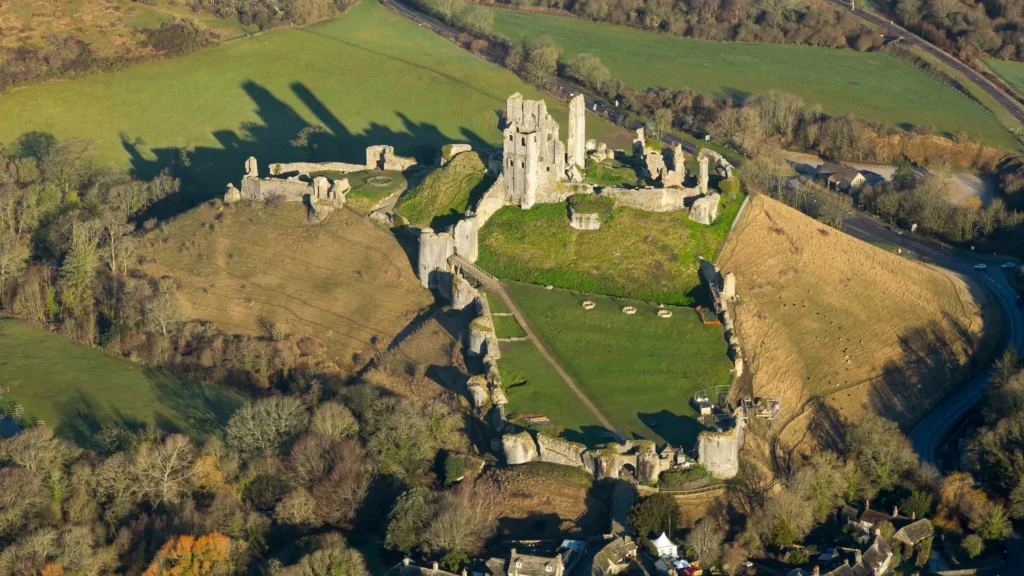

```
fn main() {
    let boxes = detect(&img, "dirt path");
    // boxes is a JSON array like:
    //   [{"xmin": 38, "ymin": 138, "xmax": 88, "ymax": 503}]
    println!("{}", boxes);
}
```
[{"xmin": 451, "ymin": 256, "xmax": 624, "ymax": 440}]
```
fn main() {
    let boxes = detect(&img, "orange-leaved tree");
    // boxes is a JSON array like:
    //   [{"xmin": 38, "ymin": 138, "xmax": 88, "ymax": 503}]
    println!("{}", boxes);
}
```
[{"xmin": 143, "ymin": 533, "xmax": 232, "ymax": 576}]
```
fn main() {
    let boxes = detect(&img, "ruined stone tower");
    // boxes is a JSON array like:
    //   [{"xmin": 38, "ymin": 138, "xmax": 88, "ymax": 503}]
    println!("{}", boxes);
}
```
[
  {"xmin": 567, "ymin": 94, "xmax": 586, "ymax": 171},
  {"xmin": 502, "ymin": 93, "xmax": 565, "ymax": 208}
]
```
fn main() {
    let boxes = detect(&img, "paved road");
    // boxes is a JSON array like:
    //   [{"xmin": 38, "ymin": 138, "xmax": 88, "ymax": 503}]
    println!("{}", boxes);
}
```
[
  {"xmin": 842, "ymin": 212, "xmax": 1024, "ymax": 466},
  {"xmin": 825, "ymin": 0, "xmax": 1024, "ymax": 125}
]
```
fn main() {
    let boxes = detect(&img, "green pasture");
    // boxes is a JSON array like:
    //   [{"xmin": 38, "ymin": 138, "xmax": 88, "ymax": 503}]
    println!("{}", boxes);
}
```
[
  {"xmin": 478, "ymin": 192, "xmax": 744, "ymax": 305},
  {"xmin": 0, "ymin": 1, "xmax": 625, "ymax": 207},
  {"xmin": 0, "ymin": 319, "xmax": 244, "ymax": 446},
  {"xmin": 503, "ymin": 282, "xmax": 733, "ymax": 445},
  {"xmin": 488, "ymin": 8, "xmax": 1017, "ymax": 149}
]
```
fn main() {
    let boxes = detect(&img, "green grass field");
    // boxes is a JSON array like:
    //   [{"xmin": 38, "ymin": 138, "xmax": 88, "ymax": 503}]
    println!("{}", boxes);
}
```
[
  {"xmin": 488, "ymin": 7, "xmax": 1017, "ymax": 149},
  {"xmin": 499, "ymin": 339, "xmax": 606, "ymax": 445},
  {"xmin": 0, "ymin": 1, "xmax": 626, "ymax": 207},
  {"xmin": 395, "ymin": 151, "xmax": 491, "ymax": 228},
  {"xmin": 492, "ymin": 314, "xmax": 527, "ymax": 338},
  {"xmin": 478, "ymin": 193, "xmax": 744, "ymax": 305},
  {"xmin": 986, "ymin": 58, "xmax": 1024, "ymax": 96},
  {"xmin": 503, "ymin": 282, "xmax": 733, "ymax": 445},
  {"xmin": 0, "ymin": 319, "xmax": 244, "ymax": 446}
]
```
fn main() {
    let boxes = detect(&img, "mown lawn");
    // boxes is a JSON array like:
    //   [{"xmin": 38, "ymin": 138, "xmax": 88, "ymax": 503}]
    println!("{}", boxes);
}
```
[
  {"xmin": 498, "ymin": 339, "xmax": 606, "ymax": 446},
  {"xmin": 0, "ymin": 319, "xmax": 244, "ymax": 446},
  {"xmin": 488, "ymin": 7, "xmax": 1017, "ymax": 149},
  {"xmin": 0, "ymin": 1, "xmax": 627, "ymax": 207},
  {"xmin": 478, "ymin": 193, "xmax": 744, "ymax": 305},
  {"xmin": 503, "ymin": 282, "xmax": 733, "ymax": 445}
]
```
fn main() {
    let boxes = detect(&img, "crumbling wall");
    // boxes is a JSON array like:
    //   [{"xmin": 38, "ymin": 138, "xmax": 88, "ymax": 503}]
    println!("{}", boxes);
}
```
[
  {"xmin": 689, "ymin": 193, "xmax": 721, "ymax": 225},
  {"xmin": 268, "ymin": 161, "xmax": 365, "ymax": 177},
  {"xmin": 503, "ymin": 432, "xmax": 538, "ymax": 465},
  {"xmin": 567, "ymin": 94, "xmax": 586, "ymax": 171},
  {"xmin": 697, "ymin": 422, "xmax": 744, "ymax": 479},
  {"xmin": 569, "ymin": 208, "xmax": 601, "ymax": 230},
  {"xmin": 537, "ymin": 434, "xmax": 586, "ymax": 468},
  {"xmin": 503, "ymin": 93, "xmax": 565, "ymax": 208},
  {"xmin": 366, "ymin": 145, "xmax": 416, "ymax": 171},
  {"xmin": 417, "ymin": 228, "xmax": 454, "ymax": 292},
  {"xmin": 453, "ymin": 218, "xmax": 480, "ymax": 262},
  {"xmin": 599, "ymin": 187, "xmax": 701, "ymax": 212}
]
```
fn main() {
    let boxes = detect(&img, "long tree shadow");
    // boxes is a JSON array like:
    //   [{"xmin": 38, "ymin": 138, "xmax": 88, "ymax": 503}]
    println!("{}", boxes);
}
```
[
  {"xmin": 147, "ymin": 368, "xmax": 245, "ymax": 438},
  {"xmin": 124, "ymin": 80, "xmax": 491, "ymax": 222}
]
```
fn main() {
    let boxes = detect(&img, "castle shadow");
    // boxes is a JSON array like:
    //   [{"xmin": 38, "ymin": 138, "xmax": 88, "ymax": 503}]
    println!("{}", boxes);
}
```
[
  {"xmin": 638, "ymin": 410, "xmax": 702, "ymax": 448},
  {"xmin": 123, "ymin": 80, "xmax": 491, "ymax": 222}
]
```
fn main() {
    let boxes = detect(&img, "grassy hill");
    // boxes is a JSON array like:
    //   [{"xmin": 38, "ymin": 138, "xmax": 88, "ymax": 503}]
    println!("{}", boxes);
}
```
[
  {"xmin": 717, "ymin": 195, "xmax": 991, "ymax": 451},
  {"xmin": 478, "ymin": 193, "xmax": 744, "ymax": 305},
  {"xmin": 488, "ymin": 7, "xmax": 1018, "ymax": 149},
  {"xmin": 143, "ymin": 201, "xmax": 432, "ymax": 373},
  {"xmin": 0, "ymin": 0, "xmax": 251, "ymax": 58},
  {"xmin": 0, "ymin": 319, "xmax": 244, "ymax": 446},
  {"xmin": 501, "ymin": 282, "xmax": 733, "ymax": 445},
  {"xmin": 395, "ymin": 151, "xmax": 491, "ymax": 228},
  {"xmin": 0, "ymin": 1, "xmax": 628, "ymax": 208}
]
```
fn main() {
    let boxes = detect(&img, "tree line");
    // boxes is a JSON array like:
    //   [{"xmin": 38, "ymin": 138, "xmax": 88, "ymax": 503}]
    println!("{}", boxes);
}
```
[
  {"xmin": 878, "ymin": 0, "xmax": 1024, "ymax": 62},
  {"xmin": 476, "ymin": 0, "xmax": 880, "ymax": 50}
]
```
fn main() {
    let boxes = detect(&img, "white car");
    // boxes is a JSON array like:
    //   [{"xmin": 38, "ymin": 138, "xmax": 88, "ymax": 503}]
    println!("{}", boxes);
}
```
[
  {"xmin": 974, "ymin": 263, "xmax": 988, "ymax": 271},
  {"xmin": 1001, "ymin": 262, "xmax": 1017, "ymax": 269}
]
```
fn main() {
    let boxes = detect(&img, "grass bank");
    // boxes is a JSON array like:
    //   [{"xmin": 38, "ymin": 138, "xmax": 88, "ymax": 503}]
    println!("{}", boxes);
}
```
[
  {"xmin": 502, "ymin": 282, "xmax": 733, "ymax": 445},
  {"xmin": 478, "ymin": 193, "xmax": 744, "ymax": 305},
  {"xmin": 0, "ymin": 319, "xmax": 244, "ymax": 446},
  {"xmin": 487, "ymin": 7, "xmax": 1017, "ymax": 149}
]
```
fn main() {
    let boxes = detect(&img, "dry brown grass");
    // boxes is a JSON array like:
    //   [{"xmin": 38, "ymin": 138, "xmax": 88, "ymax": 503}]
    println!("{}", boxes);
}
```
[
  {"xmin": 481, "ymin": 462, "xmax": 610, "ymax": 539},
  {"xmin": 144, "ymin": 201, "xmax": 432, "ymax": 374},
  {"xmin": 717, "ymin": 195, "xmax": 993, "ymax": 453}
]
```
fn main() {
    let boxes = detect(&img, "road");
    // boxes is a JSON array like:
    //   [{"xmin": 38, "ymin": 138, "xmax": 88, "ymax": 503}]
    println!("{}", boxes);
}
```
[
  {"xmin": 841, "ymin": 212, "xmax": 1024, "ymax": 467},
  {"xmin": 825, "ymin": 0, "xmax": 1024, "ymax": 125}
]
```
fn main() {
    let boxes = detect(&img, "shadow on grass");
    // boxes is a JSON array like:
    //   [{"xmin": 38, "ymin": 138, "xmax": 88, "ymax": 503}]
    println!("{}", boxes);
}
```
[
  {"xmin": 637, "ymin": 410, "xmax": 703, "ymax": 448},
  {"xmin": 119, "ymin": 80, "xmax": 491, "ymax": 222}
]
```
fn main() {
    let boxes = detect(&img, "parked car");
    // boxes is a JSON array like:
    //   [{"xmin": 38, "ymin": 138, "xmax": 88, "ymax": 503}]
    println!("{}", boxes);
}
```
[
  {"xmin": 889, "ymin": 227, "xmax": 904, "ymax": 235},
  {"xmin": 974, "ymin": 263, "xmax": 988, "ymax": 271},
  {"xmin": 1001, "ymin": 262, "xmax": 1018, "ymax": 269}
]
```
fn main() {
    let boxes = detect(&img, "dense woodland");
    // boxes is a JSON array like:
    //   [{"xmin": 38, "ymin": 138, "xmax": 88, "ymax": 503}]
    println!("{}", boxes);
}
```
[
  {"xmin": 878, "ymin": 0, "xmax": 1024, "ymax": 61},
  {"xmin": 477, "ymin": 0, "xmax": 879, "ymax": 50}
]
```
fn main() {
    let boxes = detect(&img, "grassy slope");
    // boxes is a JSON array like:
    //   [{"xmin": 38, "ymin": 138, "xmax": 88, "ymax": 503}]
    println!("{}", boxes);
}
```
[
  {"xmin": 395, "ymin": 151, "xmax": 489, "ymax": 227},
  {"xmin": 0, "ymin": 319, "xmax": 244, "ymax": 445},
  {"xmin": 503, "ymin": 282, "xmax": 733, "ymax": 445},
  {"xmin": 986, "ymin": 58, "xmax": 1024, "ymax": 96},
  {"xmin": 488, "ymin": 8, "xmax": 1017, "ymax": 149},
  {"xmin": 0, "ymin": 1, "xmax": 627, "ymax": 206},
  {"xmin": 478, "ymin": 193, "xmax": 744, "ymax": 305},
  {"xmin": 717, "ymin": 195, "xmax": 989, "ymax": 449},
  {"xmin": 144, "ymin": 201, "xmax": 432, "ymax": 372}
]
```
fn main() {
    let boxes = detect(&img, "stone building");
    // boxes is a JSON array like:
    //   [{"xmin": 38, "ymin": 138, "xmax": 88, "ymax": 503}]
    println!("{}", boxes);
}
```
[{"xmin": 502, "ymin": 93, "xmax": 567, "ymax": 208}]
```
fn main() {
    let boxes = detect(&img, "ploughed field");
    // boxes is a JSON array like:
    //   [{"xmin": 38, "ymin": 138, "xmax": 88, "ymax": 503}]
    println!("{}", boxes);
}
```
[
  {"xmin": 487, "ymin": 7, "xmax": 1017, "ymax": 149},
  {"xmin": 0, "ymin": 0, "xmax": 628, "ymax": 206},
  {"xmin": 717, "ymin": 195, "xmax": 991, "ymax": 453},
  {"xmin": 496, "ymin": 282, "xmax": 733, "ymax": 446},
  {"xmin": 0, "ymin": 319, "xmax": 244, "ymax": 445}
]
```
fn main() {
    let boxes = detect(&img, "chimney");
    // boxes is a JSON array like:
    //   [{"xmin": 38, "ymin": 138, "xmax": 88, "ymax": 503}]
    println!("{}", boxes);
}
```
[
  {"xmin": 893, "ymin": 505, "xmax": 899, "ymax": 518},
  {"xmin": 511, "ymin": 548, "xmax": 517, "ymax": 557},
  {"xmin": 403, "ymin": 558, "xmax": 411, "ymax": 567},
  {"xmin": 462, "ymin": 571, "xmax": 468, "ymax": 576},
  {"xmin": 912, "ymin": 511, "xmax": 917, "ymax": 520},
  {"xmin": 812, "ymin": 567, "xmax": 820, "ymax": 576},
  {"xmin": 854, "ymin": 549, "xmax": 863, "ymax": 565},
  {"xmin": 864, "ymin": 498, "xmax": 870, "ymax": 511},
  {"xmin": 432, "ymin": 561, "xmax": 439, "ymax": 573}
]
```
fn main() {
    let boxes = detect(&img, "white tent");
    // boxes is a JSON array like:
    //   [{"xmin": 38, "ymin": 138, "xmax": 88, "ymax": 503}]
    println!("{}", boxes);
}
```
[{"xmin": 651, "ymin": 532, "xmax": 678, "ymax": 559}]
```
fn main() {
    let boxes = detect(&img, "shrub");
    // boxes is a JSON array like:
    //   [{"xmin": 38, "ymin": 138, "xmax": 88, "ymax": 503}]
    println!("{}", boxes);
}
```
[
  {"xmin": 443, "ymin": 451, "xmax": 466, "ymax": 485},
  {"xmin": 962, "ymin": 534, "xmax": 984, "ymax": 559}
]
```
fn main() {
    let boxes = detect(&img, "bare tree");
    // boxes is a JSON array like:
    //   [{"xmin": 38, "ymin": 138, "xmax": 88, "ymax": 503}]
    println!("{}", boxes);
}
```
[
  {"xmin": 0, "ymin": 230, "xmax": 29, "ymax": 303},
  {"xmin": 133, "ymin": 434, "xmax": 196, "ymax": 505},
  {"xmin": 226, "ymin": 396, "xmax": 309, "ymax": 456},
  {"xmin": 686, "ymin": 518, "xmax": 725, "ymax": 566},
  {"xmin": 423, "ymin": 482, "xmax": 498, "ymax": 561},
  {"xmin": 311, "ymin": 402, "xmax": 359, "ymax": 441}
]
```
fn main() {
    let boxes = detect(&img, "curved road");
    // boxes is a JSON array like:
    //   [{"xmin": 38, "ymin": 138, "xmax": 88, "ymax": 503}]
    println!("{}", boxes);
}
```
[
  {"xmin": 842, "ymin": 212, "xmax": 1024, "ymax": 466},
  {"xmin": 825, "ymin": 0, "xmax": 1024, "ymax": 124}
]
